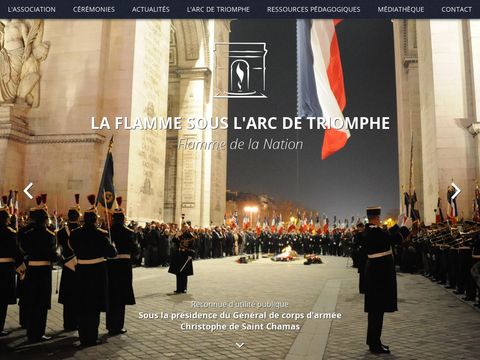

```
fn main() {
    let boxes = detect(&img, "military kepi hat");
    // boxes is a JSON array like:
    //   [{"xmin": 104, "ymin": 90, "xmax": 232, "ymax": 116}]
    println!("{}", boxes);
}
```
[
  {"xmin": 366, "ymin": 206, "xmax": 381, "ymax": 217},
  {"xmin": 112, "ymin": 196, "xmax": 125, "ymax": 221},
  {"xmin": 29, "ymin": 195, "xmax": 42, "ymax": 218},
  {"xmin": 83, "ymin": 194, "xmax": 98, "ymax": 223},
  {"xmin": 31, "ymin": 194, "xmax": 49, "ymax": 219},
  {"xmin": 113, "ymin": 196, "xmax": 124, "ymax": 215},
  {"xmin": 84, "ymin": 194, "xmax": 97, "ymax": 215},
  {"xmin": 67, "ymin": 193, "xmax": 81, "ymax": 220}
]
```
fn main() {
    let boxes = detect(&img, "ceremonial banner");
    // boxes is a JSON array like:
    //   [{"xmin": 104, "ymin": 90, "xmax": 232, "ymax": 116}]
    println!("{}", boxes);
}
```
[{"xmin": 96, "ymin": 136, "xmax": 116, "ymax": 210}]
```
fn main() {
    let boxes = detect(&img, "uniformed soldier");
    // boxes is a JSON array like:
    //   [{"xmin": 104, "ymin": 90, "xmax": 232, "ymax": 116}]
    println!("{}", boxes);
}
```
[
  {"xmin": 225, "ymin": 230, "xmax": 234, "ymax": 256},
  {"xmin": 169, "ymin": 221, "xmax": 195, "ymax": 294},
  {"xmin": 253, "ymin": 231, "xmax": 260, "ymax": 259},
  {"xmin": 364, "ymin": 206, "xmax": 401, "ymax": 354},
  {"xmin": 19, "ymin": 194, "xmax": 58, "ymax": 343},
  {"xmin": 355, "ymin": 222, "xmax": 367, "ymax": 294},
  {"xmin": 69, "ymin": 195, "xmax": 117, "ymax": 346},
  {"xmin": 468, "ymin": 232, "xmax": 480, "ymax": 305},
  {"xmin": 211, "ymin": 227, "xmax": 222, "ymax": 258},
  {"xmin": 106, "ymin": 197, "xmax": 136, "ymax": 335},
  {"xmin": 56, "ymin": 194, "xmax": 81, "ymax": 331},
  {"xmin": 16, "ymin": 197, "xmax": 40, "ymax": 329},
  {"xmin": 321, "ymin": 233, "xmax": 329, "ymax": 255},
  {"xmin": 0, "ymin": 196, "xmax": 22, "ymax": 336},
  {"xmin": 158, "ymin": 224, "xmax": 170, "ymax": 266}
]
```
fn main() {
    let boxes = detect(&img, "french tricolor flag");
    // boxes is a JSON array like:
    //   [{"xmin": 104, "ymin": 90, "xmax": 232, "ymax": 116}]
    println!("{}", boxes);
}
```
[{"xmin": 297, "ymin": 19, "xmax": 349, "ymax": 159}]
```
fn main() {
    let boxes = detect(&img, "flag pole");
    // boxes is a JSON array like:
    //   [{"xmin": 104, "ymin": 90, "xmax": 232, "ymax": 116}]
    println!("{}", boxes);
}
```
[
  {"xmin": 54, "ymin": 189, "xmax": 60, "ymax": 294},
  {"xmin": 14, "ymin": 190, "xmax": 19, "ymax": 233},
  {"xmin": 408, "ymin": 130, "xmax": 414, "ymax": 218}
]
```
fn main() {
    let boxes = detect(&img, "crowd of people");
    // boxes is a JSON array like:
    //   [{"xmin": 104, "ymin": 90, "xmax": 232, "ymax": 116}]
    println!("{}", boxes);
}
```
[
  {"xmin": 393, "ymin": 221, "xmax": 480, "ymax": 305},
  {"xmin": 350, "ymin": 219, "xmax": 480, "ymax": 304},
  {"xmin": 0, "ymin": 194, "xmax": 137, "ymax": 346},
  {"xmin": 129, "ymin": 222, "xmax": 356, "ymax": 267}
]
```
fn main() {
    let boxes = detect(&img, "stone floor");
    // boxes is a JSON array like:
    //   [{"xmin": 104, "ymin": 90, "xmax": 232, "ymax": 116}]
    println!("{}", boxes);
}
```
[
  {"xmin": 0, "ymin": 256, "xmax": 479, "ymax": 359},
  {"xmin": 323, "ymin": 268, "xmax": 480, "ymax": 360}
]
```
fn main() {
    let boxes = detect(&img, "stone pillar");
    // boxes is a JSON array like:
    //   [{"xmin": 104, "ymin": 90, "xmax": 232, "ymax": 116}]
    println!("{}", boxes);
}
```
[
  {"xmin": 393, "ymin": 20, "xmax": 424, "ymax": 217},
  {"xmin": 175, "ymin": 68, "xmax": 211, "ymax": 227},
  {"xmin": 126, "ymin": 20, "xmax": 171, "ymax": 222},
  {"xmin": 427, "ymin": 20, "xmax": 476, "ymax": 220},
  {"xmin": 415, "ymin": 20, "xmax": 440, "ymax": 224},
  {"xmin": 209, "ymin": 21, "xmax": 229, "ymax": 226},
  {"xmin": 164, "ymin": 20, "xmax": 229, "ymax": 227},
  {"xmin": 164, "ymin": 135, "xmax": 178, "ymax": 222},
  {"xmin": 467, "ymin": 20, "xmax": 480, "ymax": 180}
]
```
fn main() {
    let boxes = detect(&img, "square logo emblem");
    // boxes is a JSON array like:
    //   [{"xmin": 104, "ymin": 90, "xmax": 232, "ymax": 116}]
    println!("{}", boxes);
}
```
[{"xmin": 214, "ymin": 42, "xmax": 268, "ymax": 98}]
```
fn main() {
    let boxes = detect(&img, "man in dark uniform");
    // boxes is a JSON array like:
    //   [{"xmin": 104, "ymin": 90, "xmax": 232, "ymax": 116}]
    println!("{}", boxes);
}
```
[
  {"xmin": 211, "ymin": 227, "xmax": 221, "ymax": 258},
  {"xmin": 69, "ymin": 195, "xmax": 117, "ymax": 346},
  {"xmin": 355, "ymin": 222, "xmax": 367, "ymax": 294},
  {"xmin": 106, "ymin": 197, "xmax": 136, "ymax": 335},
  {"xmin": 16, "ymin": 197, "xmax": 40, "ymax": 329},
  {"xmin": 469, "ymin": 233, "xmax": 480, "ymax": 305},
  {"xmin": 321, "ymin": 233, "xmax": 329, "ymax": 255},
  {"xmin": 158, "ymin": 224, "xmax": 170, "ymax": 266},
  {"xmin": 225, "ymin": 229, "xmax": 234, "ymax": 256},
  {"xmin": 19, "ymin": 194, "xmax": 58, "ymax": 342},
  {"xmin": 271, "ymin": 232, "xmax": 279, "ymax": 254},
  {"xmin": 364, "ymin": 207, "xmax": 400, "ymax": 354},
  {"xmin": 169, "ymin": 221, "xmax": 195, "ymax": 294},
  {"xmin": 253, "ymin": 231, "xmax": 260, "ymax": 259},
  {"xmin": 0, "ymin": 196, "xmax": 22, "ymax": 336},
  {"xmin": 56, "ymin": 194, "xmax": 81, "ymax": 331}
]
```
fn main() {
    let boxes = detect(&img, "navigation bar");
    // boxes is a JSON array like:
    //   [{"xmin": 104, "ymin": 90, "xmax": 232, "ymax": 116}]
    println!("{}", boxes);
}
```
[{"xmin": 2, "ymin": 1, "xmax": 479, "ymax": 19}]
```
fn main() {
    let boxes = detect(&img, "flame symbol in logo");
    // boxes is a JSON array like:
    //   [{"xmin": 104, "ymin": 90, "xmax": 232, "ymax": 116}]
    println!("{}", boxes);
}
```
[{"xmin": 236, "ymin": 63, "xmax": 244, "ymax": 90}]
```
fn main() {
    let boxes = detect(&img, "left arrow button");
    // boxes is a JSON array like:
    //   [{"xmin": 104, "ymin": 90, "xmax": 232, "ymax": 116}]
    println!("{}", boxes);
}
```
[{"xmin": 23, "ymin": 182, "xmax": 33, "ymax": 199}]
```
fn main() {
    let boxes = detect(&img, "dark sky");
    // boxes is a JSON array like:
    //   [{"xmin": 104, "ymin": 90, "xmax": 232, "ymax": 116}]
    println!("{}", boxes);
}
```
[{"xmin": 227, "ymin": 19, "xmax": 398, "ymax": 219}]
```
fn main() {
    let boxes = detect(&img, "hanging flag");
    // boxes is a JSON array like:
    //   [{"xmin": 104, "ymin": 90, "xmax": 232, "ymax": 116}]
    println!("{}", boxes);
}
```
[
  {"xmin": 474, "ymin": 185, "xmax": 480, "ymax": 222},
  {"xmin": 287, "ymin": 223, "xmax": 296, "ymax": 233},
  {"xmin": 410, "ymin": 190, "xmax": 420, "ymax": 221},
  {"xmin": 96, "ymin": 136, "xmax": 116, "ymax": 209},
  {"xmin": 14, "ymin": 191, "xmax": 19, "ymax": 216},
  {"xmin": 297, "ymin": 19, "xmax": 349, "ymax": 159},
  {"xmin": 7, "ymin": 190, "xmax": 14, "ymax": 214},
  {"xmin": 447, "ymin": 184, "xmax": 458, "ymax": 222},
  {"xmin": 278, "ymin": 223, "xmax": 285, "ymax": 235},
  {"xmin": 256, "ymin": 220, "xmax": 262, "ymax": 236},
  {"xmin": 243, "ymin": 214, "xmax": 250, "ymax": 230},
  {"xmin": 437, "ymin": 197, "xmax": 445, "ymax": 223}
]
